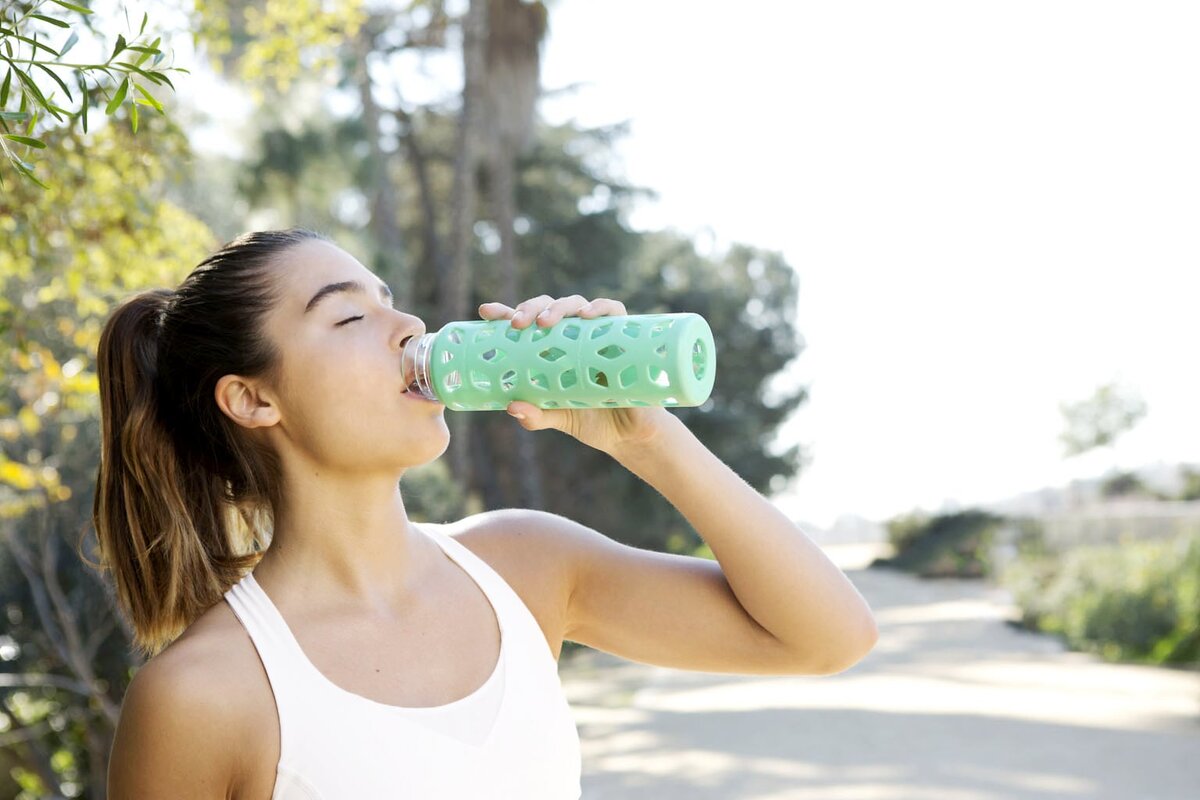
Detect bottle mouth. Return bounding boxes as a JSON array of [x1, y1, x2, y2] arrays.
[[401, 333, 436, 400]]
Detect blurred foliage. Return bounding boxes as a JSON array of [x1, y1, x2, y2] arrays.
[[0, 109, 216, 797], [0, 1, 187, 188], [1178, 466, 1200, 501], [877, 503, 1200, 669], [1058, 380, 1148, 458], [192, 0, 368, 100], [1098, 469, 1172, 501], [873, 509, 1006, 578], [999, 534, 1200, 667]]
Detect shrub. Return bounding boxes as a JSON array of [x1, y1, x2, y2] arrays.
[[999, 534, 1200, 666], [875, 509, 1006, 578]]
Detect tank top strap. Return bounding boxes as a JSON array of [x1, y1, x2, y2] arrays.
[[423, 524, 559, 670], [225, 571, 310, 689]]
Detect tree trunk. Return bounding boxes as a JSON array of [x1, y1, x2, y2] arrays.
[[479, 0, 548, 511], [444, 0, 489, 499], [393, 104, 445, 282], [353, 29, 410, 308], [489, 151, 545, 509]]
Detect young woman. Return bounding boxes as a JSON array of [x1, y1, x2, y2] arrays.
[[97, 228, 878, 798]]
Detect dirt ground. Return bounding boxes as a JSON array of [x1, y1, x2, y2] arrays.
[[557, 542, 1200, 799]]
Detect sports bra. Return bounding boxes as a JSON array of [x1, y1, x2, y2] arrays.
[[223, 525, 583, 799]]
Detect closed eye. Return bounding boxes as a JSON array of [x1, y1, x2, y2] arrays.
[[336, 315, 364, 327]]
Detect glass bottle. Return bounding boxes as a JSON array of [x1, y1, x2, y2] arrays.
[[402, 312, 716, 411]]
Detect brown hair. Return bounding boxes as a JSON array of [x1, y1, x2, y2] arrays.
[[89, 227, 328, 659]]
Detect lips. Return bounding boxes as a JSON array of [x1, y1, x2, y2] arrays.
[[400, 335, 417, 392]]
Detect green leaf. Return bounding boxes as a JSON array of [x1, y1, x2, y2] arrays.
[[31, 14, 70, 29], [13, 67, 64, 121], [134, 37, 161, 67], [133, 83, 162, 112], [15, 160, 50, 189], [14, 34, 61, 57], [130, 100, 138, 132], [105, 76, 127, 114], [148, 71, 174, 91], [0, 111, 31, 122], [35, 64, 72, 102], [3, 134, 46, 149], [140, 11, 148, 36], [116, 62, 175, 92], [59, 30, 79, 58], [0, 69, 10, 106], [81, 76, 88, 132], [111, 34, 127, 61], [48, 0, 94, 15]]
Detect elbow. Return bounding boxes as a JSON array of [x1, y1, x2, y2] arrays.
[[822, 617, 880, 675]]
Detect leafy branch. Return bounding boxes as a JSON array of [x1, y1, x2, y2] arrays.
[[0, 1, 189, 189]]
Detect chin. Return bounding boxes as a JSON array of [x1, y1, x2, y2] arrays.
[[397, 431, 451, 467]]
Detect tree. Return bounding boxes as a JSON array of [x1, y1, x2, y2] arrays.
[[1058, 380, 1148, 457], [0, 1, 186, 188], [1058, 380, 1150, 502], [0, 108, 216, 795]]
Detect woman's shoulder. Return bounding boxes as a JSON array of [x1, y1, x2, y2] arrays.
[[152, 590, 277, 715], [113, 602, 273, 798]]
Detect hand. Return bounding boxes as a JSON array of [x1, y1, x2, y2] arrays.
[[477, 294, 676, 454]]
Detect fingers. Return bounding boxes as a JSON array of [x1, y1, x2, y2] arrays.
[[478, 302, 515, 319], [478, 296, 627, 328]]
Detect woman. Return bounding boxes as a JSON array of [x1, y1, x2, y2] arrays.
[[99, 228, 878, 798]]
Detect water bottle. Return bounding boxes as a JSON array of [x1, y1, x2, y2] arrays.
[[401, 312, 716, 411]]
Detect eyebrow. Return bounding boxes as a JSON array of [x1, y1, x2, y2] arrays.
[[304, 279, 394, 314]]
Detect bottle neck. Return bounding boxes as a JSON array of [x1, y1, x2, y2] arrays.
[[405, 332, 438, 400]]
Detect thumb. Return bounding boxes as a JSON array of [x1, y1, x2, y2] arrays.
[[507, 401, 560, 431]]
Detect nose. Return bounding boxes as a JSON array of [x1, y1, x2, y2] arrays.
[[392, 313, 425, 352]]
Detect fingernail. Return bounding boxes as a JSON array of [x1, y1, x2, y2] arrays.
[[509, 410, 525, 420]]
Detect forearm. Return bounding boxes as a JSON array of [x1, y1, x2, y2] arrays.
[[609, 413, 878, 670]]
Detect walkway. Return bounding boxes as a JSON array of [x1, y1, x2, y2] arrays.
[[557, 542, 1200, 799]]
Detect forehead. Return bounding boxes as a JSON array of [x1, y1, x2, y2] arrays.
[[278, 240, 390, 315], [284, 239, 363, 284]]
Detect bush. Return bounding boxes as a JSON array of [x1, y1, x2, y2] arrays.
[[999, 534, 1200, 666], [1179, 466, 1200, 501], [875, 509, 1006, 578]]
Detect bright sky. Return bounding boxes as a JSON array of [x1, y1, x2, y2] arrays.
[[532, 0, 1200, 528], [179, 0, 1198, 529]]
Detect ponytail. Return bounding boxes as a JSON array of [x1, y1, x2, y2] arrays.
[[89, 228, 324, 659]]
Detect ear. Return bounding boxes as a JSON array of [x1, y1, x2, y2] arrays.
[[214, 374, 281, 430]]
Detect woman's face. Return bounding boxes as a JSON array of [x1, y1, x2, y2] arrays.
[[257, 239, 448, 475]]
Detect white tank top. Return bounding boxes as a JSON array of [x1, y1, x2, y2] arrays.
[[223, 525, 583, 799]]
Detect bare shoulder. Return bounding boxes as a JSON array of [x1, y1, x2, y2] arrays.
[[438, 510, 575, 660], [109, 629, 253, 798], [440, 509, 571, 592]]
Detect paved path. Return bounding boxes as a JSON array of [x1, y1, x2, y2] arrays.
[[557, 542, 1200, 799]]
